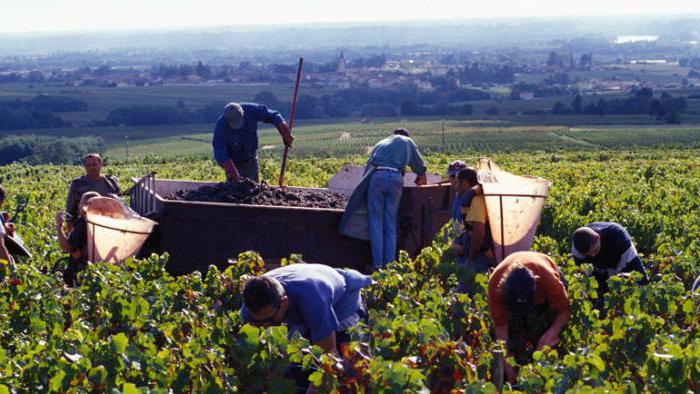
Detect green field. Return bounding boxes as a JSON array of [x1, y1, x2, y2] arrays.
[[100, 119, 700, 161], [0, 148, 698, 392], [1, 75, 699, 132], [0, 82, 334, 111], [0, 82, 335, 128]]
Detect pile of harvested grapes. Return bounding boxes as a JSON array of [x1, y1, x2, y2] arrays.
[[168, 178, 348, 209]]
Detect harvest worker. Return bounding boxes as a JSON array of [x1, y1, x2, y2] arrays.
[[212, 102, 293, 182], [65, 153, 120, 227], [447, 160, 468, 233], [56, 191, 100, 286], [0, 186, 14, 263], [487, 251, 570, 383], [572, 222, 649, 295], [241, 263, 372, 353], [454, 167, 495, 272], [339, 128, 427, 273]]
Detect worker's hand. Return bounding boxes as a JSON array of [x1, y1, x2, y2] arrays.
[[221, 160, 240, 182], [450, 243, 464, 256], [535, 327, 561, 351], [278, 122, 294, 147], [415, 174, 427, 186], [226, 170, 240, 182], [504, 362, 517, 384], [55, 212, 64, 229]]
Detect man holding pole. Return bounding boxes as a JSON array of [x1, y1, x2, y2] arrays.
[[212, 102, 294, 182]]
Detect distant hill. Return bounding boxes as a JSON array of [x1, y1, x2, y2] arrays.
[[1, 15, 699, 56]]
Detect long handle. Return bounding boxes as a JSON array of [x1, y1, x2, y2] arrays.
[[278, 57, 304, 187]]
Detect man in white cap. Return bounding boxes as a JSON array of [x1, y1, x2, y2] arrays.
[[212, 102, 293, 182]]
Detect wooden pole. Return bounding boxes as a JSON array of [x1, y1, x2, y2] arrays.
[[278, 57, 304, 187], [441, 119, 446, 152], [492, 348, 504, 393]]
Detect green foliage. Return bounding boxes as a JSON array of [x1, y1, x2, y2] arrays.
[[0, 135, 105, 165], [0, 148, 698, 392]]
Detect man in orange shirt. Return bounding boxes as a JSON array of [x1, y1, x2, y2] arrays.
[[487, 251, 570, 383]]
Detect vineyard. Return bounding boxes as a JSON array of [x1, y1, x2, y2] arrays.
[[0, 148, 699, 392], [100, 120, 700, 160]]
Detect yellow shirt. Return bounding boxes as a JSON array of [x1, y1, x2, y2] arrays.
[[465, 195, 488, 224]]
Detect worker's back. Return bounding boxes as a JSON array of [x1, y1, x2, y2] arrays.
[[367, 134, 419, 171]]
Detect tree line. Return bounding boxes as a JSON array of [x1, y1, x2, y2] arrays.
[[0, 135, 105, 165], [0, 96, 87, 131], [98, 85, 488, 126], [551, 88, 687, 124]]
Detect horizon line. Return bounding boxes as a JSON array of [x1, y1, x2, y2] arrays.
[[2, 12, 700, 38]]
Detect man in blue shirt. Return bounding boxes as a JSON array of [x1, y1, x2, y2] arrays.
[[0, 186, 14, 264], [241, 263, 372, 353], [447, 160, 468, 233], [339, 128, 427, 273], [212, 102, 293, 182], [572, 222, 650, 296]]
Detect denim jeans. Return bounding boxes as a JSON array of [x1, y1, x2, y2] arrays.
[[367, 170, 403, 268], [234, 156, 259, 182]]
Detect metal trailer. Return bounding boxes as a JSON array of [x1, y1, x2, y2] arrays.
[[129, 173, 452, 275]]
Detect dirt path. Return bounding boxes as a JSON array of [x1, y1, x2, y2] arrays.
[[548, 132, 601, 148]]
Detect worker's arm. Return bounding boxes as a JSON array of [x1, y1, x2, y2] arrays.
[[220, 160, 240, 182], [535, 308, 569, 350], [55, 213, 72, 253], [488, 273, 518, 381], [314, 331, 338, 353], [55, 213, 71, 253], [494, 324, 508, 342], [536, 265, 570, 350], [407, 139, 427, 179], [467, 221, 485, 261], [212, 120, 240, 181], [276, 122, 294, 147], [65, 181, 79, 220], [0, 237, 13, 263], [248, 103, 285, 126], [249, 103, 292, 147], [106, 175, 121, 195]]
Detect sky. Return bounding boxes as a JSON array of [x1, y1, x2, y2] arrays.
[[1, 0, 699, 34]]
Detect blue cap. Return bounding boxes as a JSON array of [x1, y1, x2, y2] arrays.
[[447, 160, 467, 177], [223, 102, 245, 130]]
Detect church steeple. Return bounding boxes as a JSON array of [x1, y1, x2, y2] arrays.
[[338, 51, 347, 73]]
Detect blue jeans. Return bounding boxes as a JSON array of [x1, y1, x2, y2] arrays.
[[234, 156, 259, 182], [367, 170, 403, 268]]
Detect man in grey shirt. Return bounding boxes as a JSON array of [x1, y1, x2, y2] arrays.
[[65, 153, 120, 226]]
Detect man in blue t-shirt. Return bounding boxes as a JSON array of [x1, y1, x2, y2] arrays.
[[212, 102, 293, 182], [447, 160, 468, 233], [241, 263, 372, 353], [0, 186, 14, 264], [572, 222, 650, 295]]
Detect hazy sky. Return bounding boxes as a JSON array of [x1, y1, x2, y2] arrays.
[[1, 0, 699, 34]]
